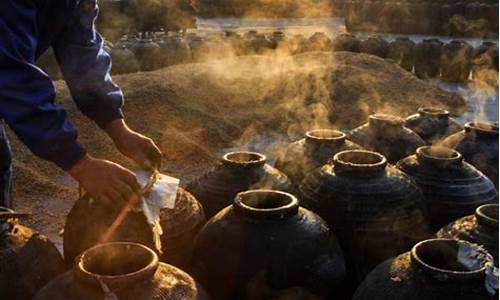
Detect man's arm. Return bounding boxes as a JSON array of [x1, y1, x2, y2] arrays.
[[0, 0, 141, 204], [0, 0, 86, 170], [53, 0, 162, 170]]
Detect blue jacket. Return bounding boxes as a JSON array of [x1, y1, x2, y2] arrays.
[[0, 0, 124, 170]]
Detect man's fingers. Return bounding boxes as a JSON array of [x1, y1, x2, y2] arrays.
[[114, 179, 136, 202], [119, 169, 141, 192], [146, 141, 163, 170]]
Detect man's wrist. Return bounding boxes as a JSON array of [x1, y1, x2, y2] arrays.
[[104, 119, 130, 143], [68, 154, 93, 179]]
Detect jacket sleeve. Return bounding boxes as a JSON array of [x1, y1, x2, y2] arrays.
[[52, 0, 124, 129], [0, 0, 86, 170]]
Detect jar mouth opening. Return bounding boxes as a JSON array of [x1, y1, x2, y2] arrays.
[[369, 114, 404, 127], [222, 151, 266, 168], [418, 107, 450, 118], [416, 146, 462, 167], [465, 122, 499, 136], [333, 150, 387, 177], [234, 189, 299, 219], [76, 242, 158, 280], [411, 239, 489, 277], [476, 204, 499, 227], [305, 129, 346, 142]]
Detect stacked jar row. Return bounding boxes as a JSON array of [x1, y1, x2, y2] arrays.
[[341, 0, 498, 37]]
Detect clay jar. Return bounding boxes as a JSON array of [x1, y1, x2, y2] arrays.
[[110, 45, 140, 74], [0, 207, 66, 300], [441, 122, 499, 188], [347, 114, 426, 163], [63, 188, 205, 268], [308, 32, 333, 52], [353, 239, 497, 300], [471, 42, 498, 85], [413, 38, 443, 79], [185, 151, 291, 219], [157, 35, 191, 67], [299, 150, 429, 283], [130, 38, 161, 71], [396, 146, 498, 230], [440, 40, 473, 83], [275, 129, 362, 187], [404, 107, 463, 144], [360, 36, 390, 58], [34, 242, 211, 300], [387, 37, 415, 72], [437, 204, 499, 266], [189, 190, 347, 300], [332, 33, 361, 52]]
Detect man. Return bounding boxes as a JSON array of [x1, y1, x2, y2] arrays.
[[0, 0, 163, 207]]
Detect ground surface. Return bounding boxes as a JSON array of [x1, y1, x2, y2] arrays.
[[9, 51, 465, 250]]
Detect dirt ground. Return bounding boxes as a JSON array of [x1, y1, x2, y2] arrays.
[[8, 51, 465, 249]]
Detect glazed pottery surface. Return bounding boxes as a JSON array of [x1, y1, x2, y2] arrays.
[[404, 107, 463, 144]]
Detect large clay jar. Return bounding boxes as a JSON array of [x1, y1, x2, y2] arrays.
[[441, 122, 499, 188], [63, 188, 205, 268], [246, 34, 274, 55], [130, 38, 161, 71], [387, 37, 415, 72], [347, 114, 426, 163], [471, 42, 498, 86], [110, 45, 140, 74], [0, 207, 66, 300], [275, 129, 362, 187], [353, 239, 498, 300], [158, 35, 191, 67], [185, 151, 291, 219], [437, 204, 499, 266], [299, 150, 429, 283], [413, 38, 443, 79], [34, 242, 211, 300], [308, 32, 333, 52], [404, 107, 463, 144], [360, 36, 389, 58], [440, 40, 473, 83], [189, 190, 347, 300], [396, 146, 498, 230], [289, 34, 308, 55], [332, 33, 361, 52]]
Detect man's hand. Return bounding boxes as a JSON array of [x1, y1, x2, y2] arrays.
[[68, 155, 141, 205], [105, 119, 163, 170]]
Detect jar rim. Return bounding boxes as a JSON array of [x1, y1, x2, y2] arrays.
[[233, 189, 299, 220], [222, 151, 266, 168], [465, 122, 499, 137], [410, 239, 490, 280], [418, 107, 450, 118], [369, 114, 404, 127], [416, 146, 462, 168], [74, 242, 159, 288], [475, 204, 499, 228], [333, 150, 387, 177]]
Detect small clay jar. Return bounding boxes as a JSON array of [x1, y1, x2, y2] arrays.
[[185, 151, 291, 219], [275, 129, 362, 186], [360, 36, 390, 58], [332, 33, 361, 52], [0, 207, 66, 300], [157, 35, 191, 67], [404, 107, 463, 144], [387, 37, 415, 72], [308, 32, 333, 52], [189, 190, 347, 300], [347, 114, 426, 163], [437, 204, 499, 266], [440, 40, 473, 83], [110, 45, 140, 74], [397, 146, 498, 230], [299, 150, 429, 283], [63, 188, 205, 268], [34, 242, 211, 300], [413, 38, 443, 79], [441, 122, 499, 188], [353, 239, 498, 300], [130, 38, 161, 71]]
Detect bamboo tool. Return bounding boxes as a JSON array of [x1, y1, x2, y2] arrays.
[[98, 169, 161, 245], [0, 209, 30, 220]]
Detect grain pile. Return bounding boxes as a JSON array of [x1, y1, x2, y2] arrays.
[[8, 51, 465, 246]]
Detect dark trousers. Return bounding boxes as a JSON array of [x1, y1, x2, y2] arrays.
[[0, 125, 12, 208]]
